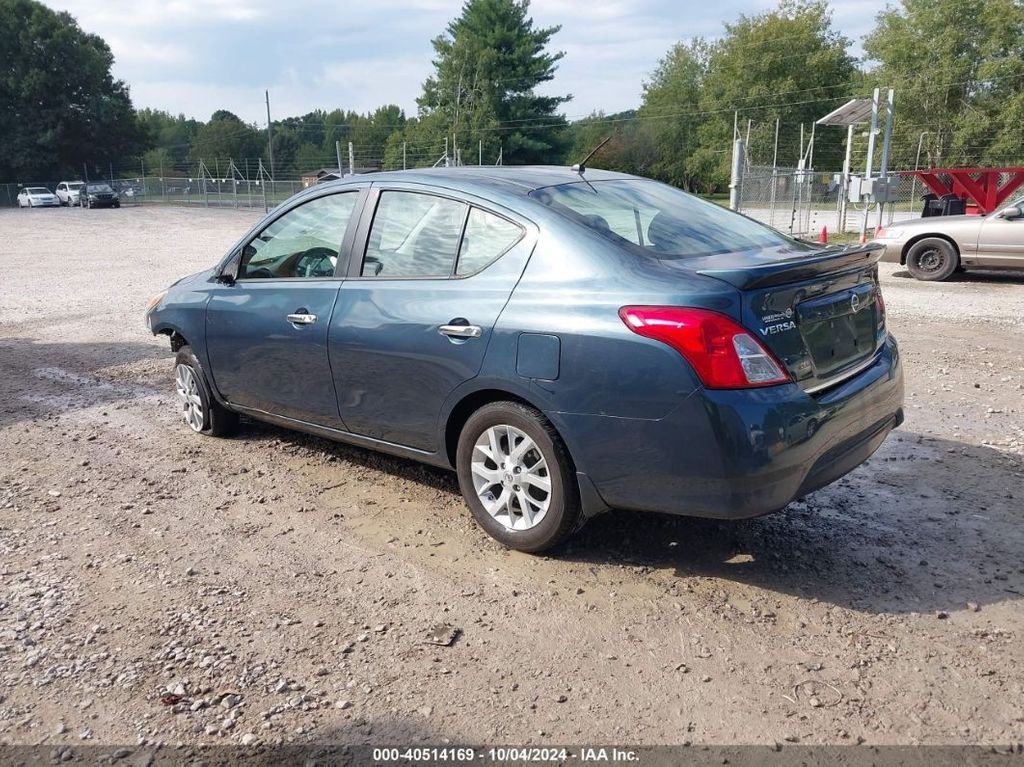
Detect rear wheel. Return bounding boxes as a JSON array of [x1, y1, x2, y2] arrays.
[[456, 401, 583, 553], [173, 346, 238, 437], [906, 237, 959, 281]]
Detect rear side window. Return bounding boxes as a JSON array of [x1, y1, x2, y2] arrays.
[[363, 192, 468, 277], [240, 192, 357, 279], [456, 208, 524, 276]]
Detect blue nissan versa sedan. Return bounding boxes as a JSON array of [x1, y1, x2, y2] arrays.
[[146, 167, 904, 552]]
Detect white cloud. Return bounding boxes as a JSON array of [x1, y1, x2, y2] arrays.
[[40, 0, 892, 124]]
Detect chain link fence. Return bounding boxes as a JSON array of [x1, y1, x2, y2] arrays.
[[735, 165, 931, 237], [1, 176, 311, 210]]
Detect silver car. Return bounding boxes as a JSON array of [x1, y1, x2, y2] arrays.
[[873, 195, 1024, 280], [16, 186, 60, 208]]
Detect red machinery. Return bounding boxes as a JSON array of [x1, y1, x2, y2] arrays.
[[901, 167, 1024, 215]]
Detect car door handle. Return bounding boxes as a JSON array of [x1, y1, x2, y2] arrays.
[[438, 323, 482, 339], [286, 312, 317, 325]]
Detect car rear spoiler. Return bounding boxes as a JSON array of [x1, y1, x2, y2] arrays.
[[696, 243, 884, 290]]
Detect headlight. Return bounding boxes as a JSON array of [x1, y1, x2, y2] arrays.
[[146, 290, 167, 313]]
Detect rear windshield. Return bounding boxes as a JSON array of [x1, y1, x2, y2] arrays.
[[530, 179, 792, 259], [26, 187, 49, 194]]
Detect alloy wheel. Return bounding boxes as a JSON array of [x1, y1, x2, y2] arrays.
[[174, 364, 205, 432], [470, 424, 552, 531]]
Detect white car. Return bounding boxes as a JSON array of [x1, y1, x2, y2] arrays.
[[17, 187, 60, 208], [55, 181, 85, 206]]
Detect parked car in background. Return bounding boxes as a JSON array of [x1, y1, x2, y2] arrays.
[[55, 180, 85, 206], [82, 183, 120, 208], [146, 167, 904, 552], [16, 186, 59, 208], [873, 194, 1024, 280]]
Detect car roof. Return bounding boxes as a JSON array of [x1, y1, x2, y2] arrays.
[[320, 165, 637, 197]]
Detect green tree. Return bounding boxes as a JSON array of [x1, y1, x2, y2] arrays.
[[697, 0, 858, 189], [187, 110, 263, 172], [0, 0, 144, 180], [638, 40, 709, 190], [863, 0, 1024, 168], [136, 109, 201, 168], [417, 0, 570, 165]]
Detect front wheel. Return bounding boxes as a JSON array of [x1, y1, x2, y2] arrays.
[[456, 402, 583, 553], [906, 237, 959, 281], [173, 346, 238, 437]]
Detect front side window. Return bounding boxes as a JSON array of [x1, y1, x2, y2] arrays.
[[240, 192, 357, 279], [362, 192, 468, 278], [531, 179, 796, 259]]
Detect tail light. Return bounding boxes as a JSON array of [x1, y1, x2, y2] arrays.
[[619, 306, 790, 389]]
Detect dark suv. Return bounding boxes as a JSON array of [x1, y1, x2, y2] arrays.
[[83, 183, 120, 209]]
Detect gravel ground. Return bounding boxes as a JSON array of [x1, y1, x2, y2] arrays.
[[1, 206, 1023, 749]]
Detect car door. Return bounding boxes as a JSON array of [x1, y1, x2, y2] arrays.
[[205, 186, 367, 429], [976, 203, 1024, 266], [330, 185, 536, 451], [55, 183, 65, 203]]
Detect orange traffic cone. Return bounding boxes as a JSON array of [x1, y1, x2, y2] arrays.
[[818, 225, 828, 244]]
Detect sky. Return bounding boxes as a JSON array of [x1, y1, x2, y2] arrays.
[[41, 0, 891, 125]]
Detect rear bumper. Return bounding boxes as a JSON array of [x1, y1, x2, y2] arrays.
[[554, 334, 904, 519]]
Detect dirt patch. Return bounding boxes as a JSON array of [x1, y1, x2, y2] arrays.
[[0, 207, 1022, 747]]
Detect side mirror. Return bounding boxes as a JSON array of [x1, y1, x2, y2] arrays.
[[997, 206, 1021, 220]]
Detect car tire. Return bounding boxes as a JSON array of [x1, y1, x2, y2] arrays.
[[173, 345, 239, 437], [456, 401, 584, 553], [905, 237, 959, 281]]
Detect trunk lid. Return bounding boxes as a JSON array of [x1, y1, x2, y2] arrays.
[[690, 243, 887, 392]]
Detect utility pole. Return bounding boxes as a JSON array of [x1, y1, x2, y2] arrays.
[[910, 131, 929, 212], [728, 111, 744, 212], [82, 162, 89, 208], [877, 88, 895, 230], [265, 90, 275, 179], [769, 117, 780, 228], [348, 141, 354, 176], [479, 140, 482, 166], [336, 141, 343, 177], [860, 87, 881, 243], [258, 158, 268, 213], [403, 141, 407, 171]]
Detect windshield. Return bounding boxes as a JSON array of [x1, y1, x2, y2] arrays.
[[26, 187, 50, 194], [68, 182, 84, 190], [87, 184, 113, 193], [530, 179, 793, 259]]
